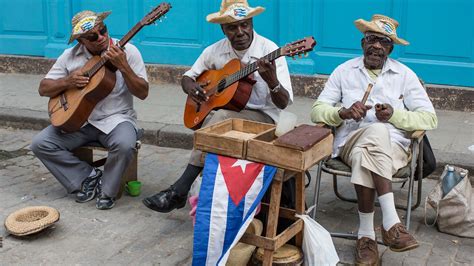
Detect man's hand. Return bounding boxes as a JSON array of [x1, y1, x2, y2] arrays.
[[339, 101, 373, 121], [256, 59, 279, 89], [103, 44, 128, 71], [182, 78, 209, 104], [67, 70, 89, 88], [375, 103, 393, 122]]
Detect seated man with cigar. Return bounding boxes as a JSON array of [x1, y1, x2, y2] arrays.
[[311, 14, 437, 265], [143, 0, 292, 213]]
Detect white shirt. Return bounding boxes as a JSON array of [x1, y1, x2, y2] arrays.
[[184, 31, 293, 122], [45, 39, 148, 134], [318, 56, 435, 156]]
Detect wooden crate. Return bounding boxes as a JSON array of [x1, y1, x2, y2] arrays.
[[247, 128, 333, 171], [194, 119, 275, 159]]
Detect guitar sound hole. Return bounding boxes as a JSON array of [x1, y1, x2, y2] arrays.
[[217, 79, 227, 93]]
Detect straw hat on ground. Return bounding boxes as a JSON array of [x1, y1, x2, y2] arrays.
[[5, 206, 60, 236], [354, 14, 409, 45], [207, 0, 264, 24], [68, 10, 111, 44]]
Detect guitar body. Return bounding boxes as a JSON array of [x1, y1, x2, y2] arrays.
[[48, 56, 116, 132], [183, 59, 254, 130]]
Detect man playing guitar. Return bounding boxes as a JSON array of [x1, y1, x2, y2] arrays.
[[143, 0, 293, 213], [31, 10, 149, 210]]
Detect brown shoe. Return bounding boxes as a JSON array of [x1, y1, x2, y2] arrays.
[[382, 223, 419, 252], [355, 237, 379, 265]]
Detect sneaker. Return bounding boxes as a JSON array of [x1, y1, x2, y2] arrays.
[[355, 237, 379, 266], [95, 179, 116, 210], [142, 185, 187, 213], [75, 169, 102, 203], [382, 223, 419, 252]]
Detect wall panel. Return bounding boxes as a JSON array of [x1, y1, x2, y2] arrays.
[[0, 0, 472, 87]]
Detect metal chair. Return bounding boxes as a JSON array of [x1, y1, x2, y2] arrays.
[[310, 128, 424, 238]]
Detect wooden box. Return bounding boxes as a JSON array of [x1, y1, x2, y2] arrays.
[[194, 119, 275, 159], [247, 128, 333, 171]]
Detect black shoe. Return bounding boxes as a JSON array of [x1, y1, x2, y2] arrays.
[[75, 169, 102, 203], [143, 186, 187, 213], [94, 179, 115, 210]]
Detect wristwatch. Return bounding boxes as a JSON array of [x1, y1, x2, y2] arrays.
[[270, 83, 281, 93]]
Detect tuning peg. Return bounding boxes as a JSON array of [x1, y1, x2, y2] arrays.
[[304, 52, 309, 57]]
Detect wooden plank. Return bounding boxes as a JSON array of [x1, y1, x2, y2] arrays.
[[247, 132, 333, 171], [302, 134, 333, 170], [260, 203, 298, 220], [194, 118, 275, 159], [294, 171, 305, 246], [262, 250, 274, 266], [239, 233, 275, 250], [265, 170, 284, 238], [274, 219, 304, 250]]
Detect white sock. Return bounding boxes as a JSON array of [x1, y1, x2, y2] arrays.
[[379, 192, 401, 230], [89, 168, 97, 178], [358, 211, 376, 240]]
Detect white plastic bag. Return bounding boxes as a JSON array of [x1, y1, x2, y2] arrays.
[[295, 213, 339, 266]]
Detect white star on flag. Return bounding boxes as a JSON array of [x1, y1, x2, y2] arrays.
[[231, 159, 254, 173]]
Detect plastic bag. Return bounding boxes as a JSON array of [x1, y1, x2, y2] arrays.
[[295, 213, 339, 266]]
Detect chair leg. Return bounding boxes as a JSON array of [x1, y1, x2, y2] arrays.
[[333, 174, 358, 204], [117, 149, 138, 199], [310, 160, 324, 219], [405, 138, 421, 230]]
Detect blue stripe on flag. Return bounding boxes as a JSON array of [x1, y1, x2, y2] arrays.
[[193, 153, 219, 266], [221, 194, 245, 260]]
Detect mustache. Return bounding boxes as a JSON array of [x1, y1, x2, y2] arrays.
[[366, 47, 384, 56]]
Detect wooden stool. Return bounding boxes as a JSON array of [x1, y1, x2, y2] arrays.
[[73, 140, 141, 199], [239, 168, 306, 266]]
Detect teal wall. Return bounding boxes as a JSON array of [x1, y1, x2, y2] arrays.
[[1, 0, 473, 87]]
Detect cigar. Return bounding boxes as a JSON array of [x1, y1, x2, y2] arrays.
[[361, 83, 373, 105], [375, 103, 388, 111]]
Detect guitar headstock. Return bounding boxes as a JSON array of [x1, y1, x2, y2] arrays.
[[141, 2, 172, 25], [281, 37, 316, 59]]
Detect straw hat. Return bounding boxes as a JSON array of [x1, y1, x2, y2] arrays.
[[354, 14, 409, 45], [207, 0, 265, 24], [68, 10, 111, 44], [4, 206, 60, 236]]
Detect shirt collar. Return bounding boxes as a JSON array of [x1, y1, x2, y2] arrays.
[[353, 56, 401, 74]]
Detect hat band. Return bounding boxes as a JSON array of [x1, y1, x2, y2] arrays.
[[223, 3, 251, 20], [73, 16, 98, 35]]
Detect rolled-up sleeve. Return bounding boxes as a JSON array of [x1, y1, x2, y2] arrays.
[[310, 67, 343, 125]]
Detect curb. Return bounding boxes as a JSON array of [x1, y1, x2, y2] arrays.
[[1, 107, 473, 174], [1, 55, 473, 112]]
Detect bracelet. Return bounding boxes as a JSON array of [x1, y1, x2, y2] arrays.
[[270, 83, 281, 93]]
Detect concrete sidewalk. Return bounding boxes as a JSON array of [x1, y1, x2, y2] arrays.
[[1, 73, 473, 171], [1, 127, 473, 265]]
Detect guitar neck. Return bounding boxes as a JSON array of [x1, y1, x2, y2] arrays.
[[84, 22, 144, 77], [224, 48, 282, 85]]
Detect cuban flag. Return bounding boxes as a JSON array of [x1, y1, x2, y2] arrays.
[[192, 153, 276, 265]]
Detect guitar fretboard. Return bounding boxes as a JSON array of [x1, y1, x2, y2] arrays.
[[220, 48, 282, 90], [84, 23, 144, 77]]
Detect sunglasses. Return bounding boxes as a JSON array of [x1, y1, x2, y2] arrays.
[[364, 34, 393, 46], [80, 25, 108, 42]]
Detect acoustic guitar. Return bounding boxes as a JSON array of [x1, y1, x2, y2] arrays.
[[183, 36, 316, 130], [48, 3, 171, 133]]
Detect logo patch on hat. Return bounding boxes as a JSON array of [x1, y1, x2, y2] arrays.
[[376, 20, 395, 35], [73, 16, 97, 35], [225, 4, 250, 19]]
